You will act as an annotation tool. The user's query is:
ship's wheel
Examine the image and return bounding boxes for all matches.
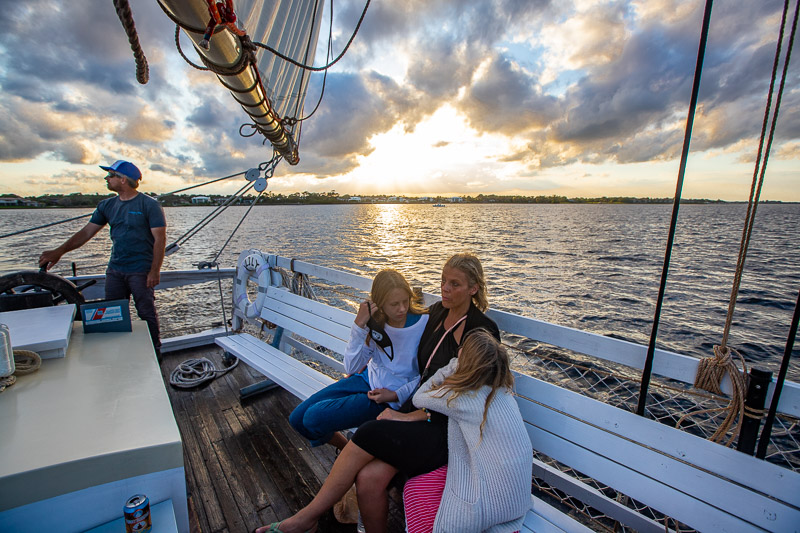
[0,270,89,312]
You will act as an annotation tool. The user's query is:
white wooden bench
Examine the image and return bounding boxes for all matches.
[515,373,800,532]
[217,252,800,532]
[217,283,354,400]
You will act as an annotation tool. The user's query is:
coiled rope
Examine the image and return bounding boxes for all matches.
[169,356,238,389]
[12,350,41,374]
[686,0,797,445]
[0,350,42,393]
[113,0,149,84]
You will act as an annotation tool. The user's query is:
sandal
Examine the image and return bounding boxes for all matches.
[253,521,318,533]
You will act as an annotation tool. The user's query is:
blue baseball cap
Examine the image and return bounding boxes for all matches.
[99,160,141,181]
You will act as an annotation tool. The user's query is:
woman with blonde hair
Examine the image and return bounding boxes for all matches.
[256,253,499,533]
[289,268,428,451]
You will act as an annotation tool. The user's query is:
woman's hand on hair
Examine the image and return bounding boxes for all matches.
[367,388,398,404]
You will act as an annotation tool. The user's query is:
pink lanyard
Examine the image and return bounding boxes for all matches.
[421,314,467,374]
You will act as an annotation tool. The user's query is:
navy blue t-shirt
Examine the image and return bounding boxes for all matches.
[90,194,166,273]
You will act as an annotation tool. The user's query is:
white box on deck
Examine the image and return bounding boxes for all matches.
[0,304,77,359]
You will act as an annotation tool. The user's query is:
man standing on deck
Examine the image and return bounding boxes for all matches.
[39,160,167,357]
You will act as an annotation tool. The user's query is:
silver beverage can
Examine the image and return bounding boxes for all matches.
[124,493,152,532]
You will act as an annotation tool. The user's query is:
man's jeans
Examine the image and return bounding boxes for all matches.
[105,269,161,350]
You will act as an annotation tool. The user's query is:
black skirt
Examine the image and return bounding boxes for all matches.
[351,418,448,477]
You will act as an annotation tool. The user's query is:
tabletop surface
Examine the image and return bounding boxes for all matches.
[0,321,183,511]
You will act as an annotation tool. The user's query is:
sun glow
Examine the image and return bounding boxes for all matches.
[336,105,519,196]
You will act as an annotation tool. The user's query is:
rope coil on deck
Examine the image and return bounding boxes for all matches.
[12,350,42,375]
[169,356,238,389]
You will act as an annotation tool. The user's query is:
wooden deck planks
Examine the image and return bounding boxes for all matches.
[160,344,406,533]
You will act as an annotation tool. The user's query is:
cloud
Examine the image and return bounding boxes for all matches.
[297,71,415,172]
[119,107,176,144]
[458,54,562,135]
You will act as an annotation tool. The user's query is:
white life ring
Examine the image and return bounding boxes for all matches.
[234,252,270,318]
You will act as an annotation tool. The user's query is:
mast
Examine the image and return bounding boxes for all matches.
[156,0,325,165]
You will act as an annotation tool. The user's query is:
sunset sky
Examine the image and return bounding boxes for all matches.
[0,0,797,200]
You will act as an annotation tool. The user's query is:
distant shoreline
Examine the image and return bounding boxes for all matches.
[0,193,794,208]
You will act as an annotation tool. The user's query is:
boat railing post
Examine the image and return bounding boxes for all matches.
[736,368,772,455]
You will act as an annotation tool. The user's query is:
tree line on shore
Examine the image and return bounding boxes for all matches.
[0,191,748,207]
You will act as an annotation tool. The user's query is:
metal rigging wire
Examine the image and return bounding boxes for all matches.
[637,0,714,417]
[167,180,255,254]
[0,213,93,240]
[212,190,264,264]
[157,171,245,198]
[0,171,248,241]
[168,155,280,256]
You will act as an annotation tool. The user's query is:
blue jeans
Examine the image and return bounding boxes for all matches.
[105,268,160,350]
[289,371,385,447]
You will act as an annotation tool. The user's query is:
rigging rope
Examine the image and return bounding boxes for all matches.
[688,0,797,445]
[1,170,244,242]
[112,0,149,84]
[174,25,209,71]
[252,0,370,72]
[719,0,797,351]
[287,0,335,129]
[12,350,41,375]
[291,0,322,122]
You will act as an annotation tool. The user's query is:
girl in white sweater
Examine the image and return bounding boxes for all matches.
[407,329,533,533]
[289,268,428,450]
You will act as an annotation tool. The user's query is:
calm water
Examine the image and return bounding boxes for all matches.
[1,203,798,380]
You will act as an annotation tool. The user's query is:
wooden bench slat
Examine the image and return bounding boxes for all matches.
[273,256,373,292]
[262,307,349,356]
[515,374,800,507]
[521,511,571,533]
[531,457,665,532]
[266,287,356,330]
[231,334,336,391]
[216,335,324,399]
[524,495,594,533]
[493,309,700,386]
[263,292,353,343]
[283,336,346,374]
